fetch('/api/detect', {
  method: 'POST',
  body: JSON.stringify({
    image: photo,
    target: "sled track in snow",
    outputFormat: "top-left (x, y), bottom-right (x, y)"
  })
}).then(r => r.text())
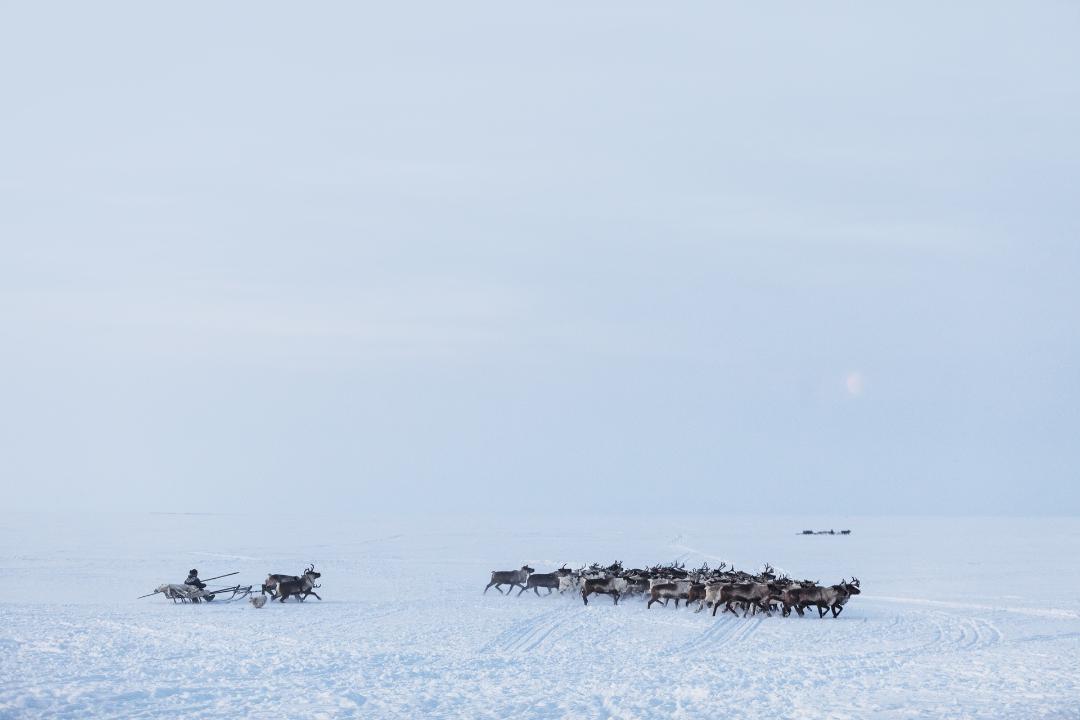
top-left (883, 609), bottom-right (1002, 658)
top-left (677, 615), bottom-right (764, 655)
top-left (948, 614), bottom-right (1003, 652)
top-left (481, 606), bottom-right (586, 654)
top-left (815, 608), bottom-right (1004, 665)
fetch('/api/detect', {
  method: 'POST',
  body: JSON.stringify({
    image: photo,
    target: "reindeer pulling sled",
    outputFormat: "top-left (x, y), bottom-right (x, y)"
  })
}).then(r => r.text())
top-left (139, 564), bottom-right (324, 605)
top-left (261, 563), bottom-right (322, 603)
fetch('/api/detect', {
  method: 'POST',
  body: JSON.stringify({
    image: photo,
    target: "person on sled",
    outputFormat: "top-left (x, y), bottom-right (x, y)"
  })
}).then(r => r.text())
top-left (183, 569), bottom-right (214, 601)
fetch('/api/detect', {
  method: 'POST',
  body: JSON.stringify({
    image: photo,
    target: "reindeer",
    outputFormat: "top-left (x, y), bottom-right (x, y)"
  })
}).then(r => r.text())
top-left (822, 577), bottom-right (861, 617)
top-left (762, 575), bottom-right (797, 614)
top-left (519, 565), bottom-right (574, 596)
top-left (696, 582), bottom-right (726, 613)
top-left (484, 565), bottom-right (534, 595)
top-left (780, 580), bottom-right (820, 617)
top-left (581, 576), bottom-right (628, 605)
top-left (685, 582), bottom-right (707, 609)
top-left (787, 578), bottom-right (860, 617)
top-left (648, 579), bottom-right (700, 609)
top-left (715, 582), bottom-right (781, 617)
top-left (647, 582), bottom-right (680, 609)
top-left (262, 573), bottom-right (299, 598)
top-left (621, 572), bottom-right (652, 597)
top-left (558, 566), bottom-right (587, 594)
top-left (277, 564), bottom-right (322, 603)
top-left (646, 578), bottom-right (694, 609)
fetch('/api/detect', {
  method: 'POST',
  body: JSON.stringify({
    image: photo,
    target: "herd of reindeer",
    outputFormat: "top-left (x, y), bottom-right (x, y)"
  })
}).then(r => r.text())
top-left (484, 561), bottom-right (861, 618)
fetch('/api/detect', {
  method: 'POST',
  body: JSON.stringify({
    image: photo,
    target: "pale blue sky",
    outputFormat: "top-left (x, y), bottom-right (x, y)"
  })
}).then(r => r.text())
top-left (1, 2), bottom-right (1077, 514)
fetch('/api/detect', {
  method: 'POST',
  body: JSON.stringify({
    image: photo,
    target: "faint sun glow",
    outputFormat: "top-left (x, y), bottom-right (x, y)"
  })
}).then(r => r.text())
top-left (845, 371), bottom-right (865, 397)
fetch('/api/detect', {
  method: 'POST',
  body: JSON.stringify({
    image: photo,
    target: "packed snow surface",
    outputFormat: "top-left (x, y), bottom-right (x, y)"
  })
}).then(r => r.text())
top-left (1, 513), bottom-right (1078, 719)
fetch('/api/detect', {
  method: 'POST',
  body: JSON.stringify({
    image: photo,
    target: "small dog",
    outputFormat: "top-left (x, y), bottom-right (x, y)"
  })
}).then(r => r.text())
top-left (249, 595), bottom-right (267, 609)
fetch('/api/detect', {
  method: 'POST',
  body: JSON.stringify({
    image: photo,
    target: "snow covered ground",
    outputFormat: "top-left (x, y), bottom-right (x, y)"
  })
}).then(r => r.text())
top-left (1, 512), bottom-right (1077, 719)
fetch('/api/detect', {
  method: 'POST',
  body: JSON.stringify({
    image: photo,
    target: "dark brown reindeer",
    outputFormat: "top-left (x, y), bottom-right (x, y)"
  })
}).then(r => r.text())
top-left (780, 580), bottom-right (821, 617)
top-left (262, 573), bottom-right (298, 598)
top-left (685, 582), bottom-right (707, 609)
top-left (823, 577), bottom-right (861, 617)
top-left (715, 582), bottom-right (783, 617)
top-left (484, 565), bottom-right (534, 595)
top-left (785, 578), bottom-right (860, 617)
top-left (518, 565), bottom-right (574, 596)
top-left (277, 564), bottom-right (322, 603)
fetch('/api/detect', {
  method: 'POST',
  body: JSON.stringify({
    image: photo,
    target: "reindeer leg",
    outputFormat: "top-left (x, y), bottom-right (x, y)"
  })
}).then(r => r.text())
top-left (832, 604), bottom-right (842, 618)
top-left (310, 591), bottom-right (321, 600)
top-left (612, 592), bottom-right (620, 605)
